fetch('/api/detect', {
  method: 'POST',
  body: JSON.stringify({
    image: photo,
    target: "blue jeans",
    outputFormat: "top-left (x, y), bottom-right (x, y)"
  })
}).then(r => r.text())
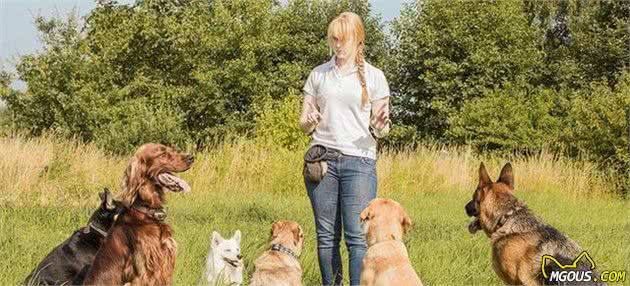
top-left (305, 152), bottom-right (378, 286)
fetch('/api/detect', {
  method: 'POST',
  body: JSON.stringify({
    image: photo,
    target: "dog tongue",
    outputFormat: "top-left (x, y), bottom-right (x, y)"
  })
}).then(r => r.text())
top-left (157, 172), bottom-right (191, 193)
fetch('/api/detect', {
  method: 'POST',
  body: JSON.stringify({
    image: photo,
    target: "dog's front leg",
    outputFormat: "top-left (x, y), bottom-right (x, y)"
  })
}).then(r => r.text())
top-left (82, 228), bottom-right (131, 285)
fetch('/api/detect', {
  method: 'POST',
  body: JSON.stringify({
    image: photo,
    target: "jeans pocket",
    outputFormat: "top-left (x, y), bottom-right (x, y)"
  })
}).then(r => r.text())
top-left (359, 156), bottom-right (377, 167)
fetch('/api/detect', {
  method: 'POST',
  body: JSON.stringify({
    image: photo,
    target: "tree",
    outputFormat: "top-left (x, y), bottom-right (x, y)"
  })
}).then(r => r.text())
top-left (390, 0), bottom-right (544, 139)
top-left (2, 0), bottom-right (388, 153)
top-left (7, 14), bottom-right (107, 140)
top-left (448, 82), bottom-right (563, 153)
top-left (562, 72), bottom-right (630, 189)
top-left (524, 0), bottom-right (630, 88)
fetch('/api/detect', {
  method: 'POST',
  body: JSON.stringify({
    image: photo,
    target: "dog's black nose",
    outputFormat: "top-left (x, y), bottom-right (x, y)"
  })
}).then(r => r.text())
top-left (186, 155), bottom-right (195, 163)
top-left (237, 254), bottom-right (242, 260)
top-left (465, 201), bottom-right (478, 217)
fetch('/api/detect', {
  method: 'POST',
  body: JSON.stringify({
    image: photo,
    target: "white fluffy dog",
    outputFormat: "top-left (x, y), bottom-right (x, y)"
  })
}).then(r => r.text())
top-left (201, 230), bottom-right (244, 286)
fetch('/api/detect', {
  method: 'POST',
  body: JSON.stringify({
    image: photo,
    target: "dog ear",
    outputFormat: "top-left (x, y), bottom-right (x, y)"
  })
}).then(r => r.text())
top-left (478, 162), bottom-right (492, 189)
top-left (100, 188), bottom-right (116, 210)
top-left (401, 212), bottom-right (413, 233)
top-left (497, 163), bottom-right (514, 189)
top-left (119, 157), bottom-right (145, 207)
top-left (211, 231), bottom-right (223, 248)
top-left (292, 225), bottom-right (304, 246)
top-left (233, 230), bottom-right (241, 244)
top-left (271, 221), bottom-right (281, 239)
top-left (99, 189), bottom-right (106, 204)
top-left (360, 204), bottom-right (374, 222)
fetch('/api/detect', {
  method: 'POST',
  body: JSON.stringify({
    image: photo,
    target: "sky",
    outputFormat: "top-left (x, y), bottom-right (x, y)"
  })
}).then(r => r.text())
top-left (0, 0), bottom-right (411, 91)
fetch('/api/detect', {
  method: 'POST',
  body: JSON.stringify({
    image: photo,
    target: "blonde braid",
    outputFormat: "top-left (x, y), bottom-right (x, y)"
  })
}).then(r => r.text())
top-left (356, 45), bottom-right (369, 106)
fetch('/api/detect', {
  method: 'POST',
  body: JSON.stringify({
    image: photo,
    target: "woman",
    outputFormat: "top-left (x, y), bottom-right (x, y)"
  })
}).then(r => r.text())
top-left (299, 12), bottom-right (391, 286)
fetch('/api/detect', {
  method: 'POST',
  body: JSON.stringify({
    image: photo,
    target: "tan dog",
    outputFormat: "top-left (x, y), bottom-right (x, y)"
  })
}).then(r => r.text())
top-left (250, 220), bottom-right (305, 286)
top-left (359, 198), bottom-right (423, 286)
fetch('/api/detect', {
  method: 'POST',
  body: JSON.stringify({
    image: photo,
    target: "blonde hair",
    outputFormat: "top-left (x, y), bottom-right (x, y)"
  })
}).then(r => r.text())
top-left (327, 12), bottom-right (368, 106)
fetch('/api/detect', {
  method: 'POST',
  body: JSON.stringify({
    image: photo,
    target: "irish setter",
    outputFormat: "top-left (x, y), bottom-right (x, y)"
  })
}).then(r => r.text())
top-left (83, 143), bottom-right (194, 285)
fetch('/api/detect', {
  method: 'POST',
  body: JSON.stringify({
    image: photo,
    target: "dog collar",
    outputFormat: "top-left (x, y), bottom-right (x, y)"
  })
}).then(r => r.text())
top-left (493, 206), bottom-right (523, 233)
top-left (270, 244), bottom-right (299, 260)
top-left (132, 205), bottom-right (167, 222)
top-left (82, 222), bottom-right (109, 237)
top-left (88, 222), bottom-right (109, 237)
top-left (369, 239), bottom-right (405, 248)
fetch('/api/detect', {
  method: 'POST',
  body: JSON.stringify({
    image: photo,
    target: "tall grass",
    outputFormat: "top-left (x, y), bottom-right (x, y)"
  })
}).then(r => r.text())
top-left (1, 135), bottom-right (627, 285)
top-left (0, 135), bottom-right (124, 206)
top-left (0, 135), bottom-right (615, 206)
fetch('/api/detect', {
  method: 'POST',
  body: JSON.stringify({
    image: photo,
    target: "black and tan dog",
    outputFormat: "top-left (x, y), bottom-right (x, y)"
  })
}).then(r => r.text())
top-left (23, 189), bottom-right (121, 285)
top-left (465, 163), bottom-right (600, 286)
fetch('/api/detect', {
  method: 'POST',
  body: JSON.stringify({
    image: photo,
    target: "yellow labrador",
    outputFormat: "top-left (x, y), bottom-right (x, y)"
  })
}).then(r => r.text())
top-left (250, 220), bottom-right (304, 286)
top-left (359, 198), bottom-right (423, 286)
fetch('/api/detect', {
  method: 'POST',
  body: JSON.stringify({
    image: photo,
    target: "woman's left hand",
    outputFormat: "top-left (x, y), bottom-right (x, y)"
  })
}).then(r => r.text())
top-left (371, 101), bottom-right (390, 130)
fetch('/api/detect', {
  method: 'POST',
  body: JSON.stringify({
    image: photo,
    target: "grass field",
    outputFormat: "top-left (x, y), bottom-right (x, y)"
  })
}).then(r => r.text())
top-left (1, 135), bottom-right (628, 285)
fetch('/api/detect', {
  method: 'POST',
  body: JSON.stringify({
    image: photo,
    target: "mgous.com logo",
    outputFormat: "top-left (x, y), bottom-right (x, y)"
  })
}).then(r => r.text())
top-left (541, 251), bottom-right (626, 283)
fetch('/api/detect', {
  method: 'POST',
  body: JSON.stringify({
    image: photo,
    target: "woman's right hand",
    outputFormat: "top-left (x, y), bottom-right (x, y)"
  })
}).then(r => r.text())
top-left (299, 96), bottom-right (321, 134)
top-left (306, 102), bottom-right (322, 126)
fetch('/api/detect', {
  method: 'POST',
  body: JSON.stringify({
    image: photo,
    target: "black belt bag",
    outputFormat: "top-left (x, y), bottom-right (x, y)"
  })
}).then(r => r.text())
top-left (303, 144), bottom-right (329, 183)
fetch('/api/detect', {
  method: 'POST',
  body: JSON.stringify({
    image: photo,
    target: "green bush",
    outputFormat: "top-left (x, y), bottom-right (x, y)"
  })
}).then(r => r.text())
top-left (379, 123), bottom-right (422, 150)
top-left (447, 83), bottom-right (562, 153)
top-left (447, 74), bottom-right (630, 193)
top-left (0, 104), bottom-right (8, 135)
top-left (0, 72), bottom-right (20, 135)
top-left (390, 0), bottom-right (544, 138)
top-left (561, 73), bottom-right (630, 187)
top-left (254, 89), bottom-right (309, 151)
top-left (94, 99), bottom-right (189, 154)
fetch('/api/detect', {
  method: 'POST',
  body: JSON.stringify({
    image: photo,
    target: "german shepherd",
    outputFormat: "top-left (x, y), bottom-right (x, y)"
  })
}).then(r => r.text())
top-left (465, 163), bottom-right (601, 285)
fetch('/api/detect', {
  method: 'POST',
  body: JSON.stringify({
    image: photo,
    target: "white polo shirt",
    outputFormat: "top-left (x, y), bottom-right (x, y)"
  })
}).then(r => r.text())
top-left (303, 57), bottom-right (390, 160)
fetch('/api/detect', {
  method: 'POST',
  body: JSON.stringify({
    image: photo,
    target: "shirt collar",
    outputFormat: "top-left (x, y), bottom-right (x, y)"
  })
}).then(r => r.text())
top-left (328, 55), bottom-right (359, 76)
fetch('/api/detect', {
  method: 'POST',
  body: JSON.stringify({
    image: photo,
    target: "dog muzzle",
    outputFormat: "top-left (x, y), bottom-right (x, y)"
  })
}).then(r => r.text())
top-left (223, 257), bottom-right (242, 268)
top-left (468, 218), bottom-right (481, 234)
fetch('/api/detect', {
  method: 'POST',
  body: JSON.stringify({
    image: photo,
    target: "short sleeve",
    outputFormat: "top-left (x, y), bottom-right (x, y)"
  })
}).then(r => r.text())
top-left (303, 70), bottom-right (318, 97)
top-left (370, 69), bottom-right (390, 101)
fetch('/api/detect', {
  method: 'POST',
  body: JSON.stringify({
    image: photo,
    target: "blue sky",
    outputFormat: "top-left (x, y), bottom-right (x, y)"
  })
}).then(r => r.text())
top-left (1, 0), bottom-right (410, 90)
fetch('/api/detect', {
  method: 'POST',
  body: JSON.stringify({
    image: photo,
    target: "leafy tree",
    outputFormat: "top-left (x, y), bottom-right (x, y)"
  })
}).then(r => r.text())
top-left (1, 0), bottom-right (626, 192)
top-left (567, 0), bottom-right (629, 86)
top-left (448, 82), bottom-right (563, 153)
top-left (94, 98), bottom-right (189, 154)
top-left (561, 72), bottom-right (630, 184)
top-left (2, 0), bottom-right (387, 154)
top-left (0, 71), bottom-right (16, 133)
top-left (524, 0), bottom-right (630, 88)
top-left (5, 14), bottom-right (94, 139)
top-left (390, 0), bottom-right (544, 139)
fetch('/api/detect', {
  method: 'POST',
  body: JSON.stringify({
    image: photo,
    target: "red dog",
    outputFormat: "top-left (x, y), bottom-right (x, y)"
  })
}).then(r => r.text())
top-left (83, 143), bottom-right (194, 285)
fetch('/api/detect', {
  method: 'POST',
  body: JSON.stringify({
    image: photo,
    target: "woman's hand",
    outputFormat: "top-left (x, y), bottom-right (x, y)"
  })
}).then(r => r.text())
top-left (371, 103), bottom-right (389, 130)
top-left (371, 99), bottom-right (391, 138)
top-left (299, 96), bottom-right (321, 135)
top-left (306, 102), bottom-right (322, 126)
